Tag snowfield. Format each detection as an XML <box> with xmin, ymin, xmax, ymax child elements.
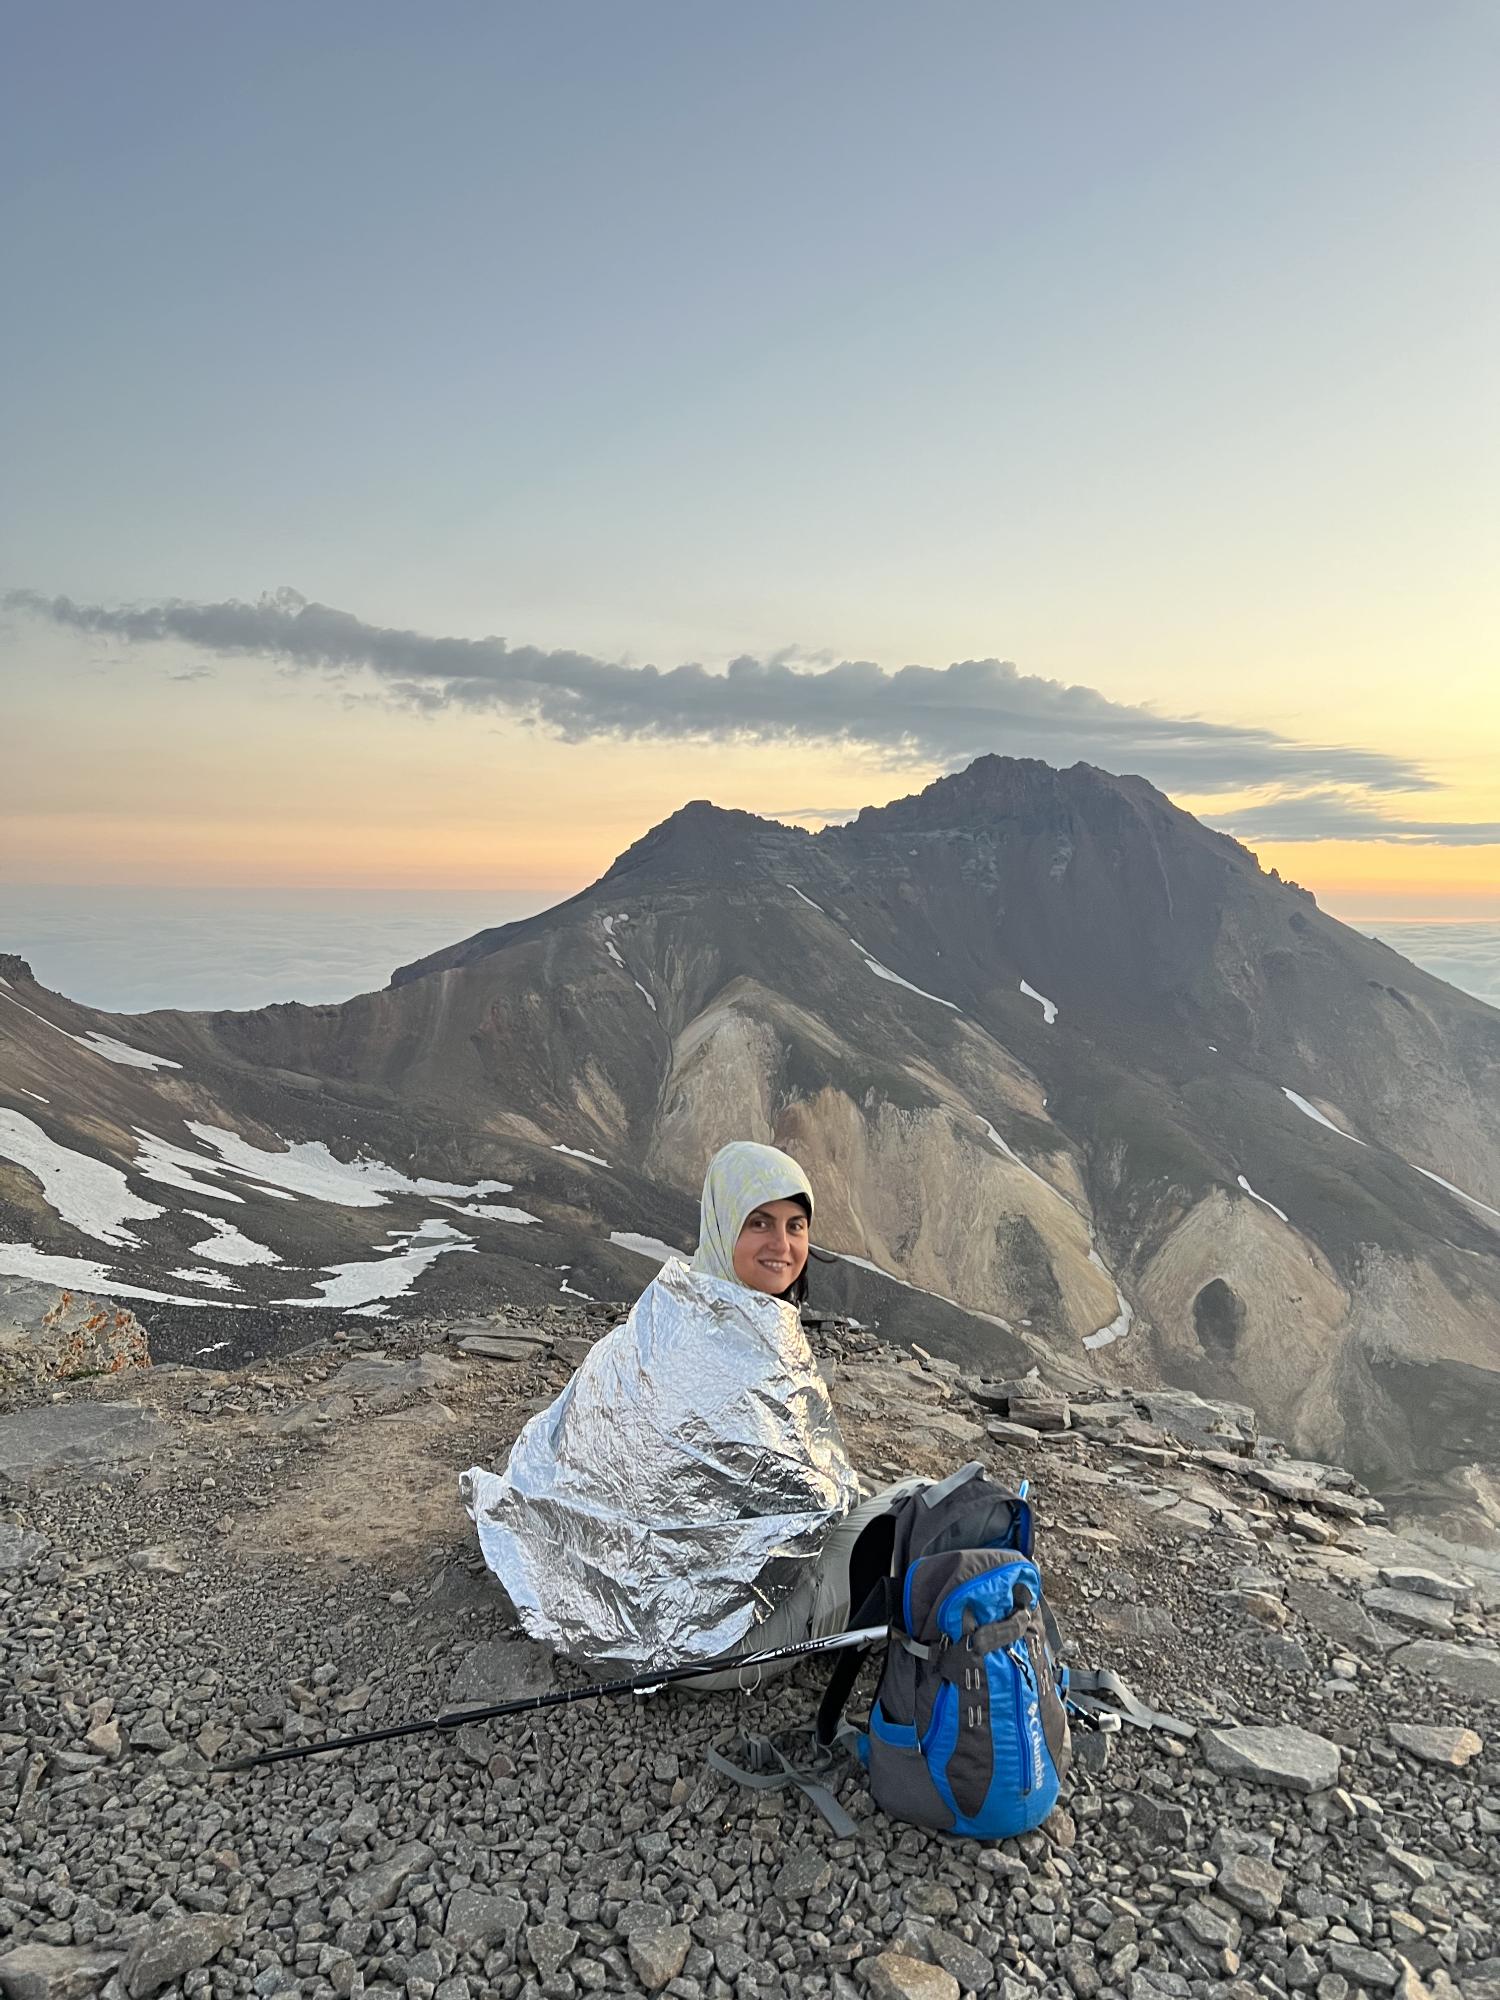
<box><xmin>0</xmin><ymin>1240</ymin><xmax>242</xmax><ymax>1308</ymax></box>
<box><xmin>185</xmin><ymin>1209</ymin><xmax>282</xmax><ymax>1267</ymax></box>
<box><xmin>275</xmin><ymin>1221</ymin><xmax>477</xmax><ymax>1308</ymax></box>
<box><xmin>183</xmin><ymin>1123</ymin><xmax>514</xmax><ymax>1206</ymax></box>
<box><xmin>0</xmin><ymin>1109</ymin><xmax>165</xmax><ymax>1249</ymax></box>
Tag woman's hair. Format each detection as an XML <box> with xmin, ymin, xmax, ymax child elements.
<box><xmin>777</xmin><ymin>1191</ymin><xmax>830</xmax><ymax>1309</ymax></box>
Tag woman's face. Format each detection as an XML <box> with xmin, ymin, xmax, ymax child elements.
<box><xmin>732</xmin><ymin>1197</ymin><xmax>811</xmax><ymax>1295</ymax></box>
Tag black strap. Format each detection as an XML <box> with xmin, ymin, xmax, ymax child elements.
<box><xmin>814</xmin><ymin>1575</ymin><xmax>893</xmax><ymax>1748</ymax></box>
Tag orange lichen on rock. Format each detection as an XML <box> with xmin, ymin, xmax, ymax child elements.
<box><xmin>2</xmin><ymin>1288</ymin><xmax>152</xmax><ymax>1387</ymax></box>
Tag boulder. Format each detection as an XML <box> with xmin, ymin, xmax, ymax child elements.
<box><xmin>1199</xmin><ymin>1725</ymin><xmax>1342</xmax><ymax>1793</ymax></box>
<box><xmin>1284</xmin><ymin>1579</ymin><xmax>1388</xmax><ymax>1653</ymax></box>
<box><xmin>1006</xmin><ymin>1395</ymin><xmax>1070</xmax><ymax>1432</ymax></box>
<box><xmin>1391</xmin><ymin>1641</ymin><xmax>1500</xmax><ymax>1704</ymax></box>
<box><xmin>1136</xmin><ymin>1388</ymin><xmax>1257</xmax><ymax>1449</ymax></box>
<box><xmin>1362</xmin><ymin>1587</ymin><xmax>1454</xmax><ymax>1635</ymax></box>
<box><xmin>457</xmin><ymin>1333</ymin><xmax>552</xmax><ymax>1361</ymax></box>
<box><xmin>344</xmin><ymin>1839</ymin><xmax>435</xmax><ymax>1915</ymax></box>
<box><xmin>0</xmin><ymin>1402</ymin><xmax>170</xmax><ymax>1483</ymax></box>
<box><xmin>0</xmin><ymin>1279</ymin><xmax>150</xmax><ymax>1389</ymax></box>
<box><xmin>867</xmin><ymin>1953</ymin><xmax>962</xmax><ymax>2000</ymax></box>
<box><xmin>0</xmin><ymin>1944</ymin><xmax>120</xmax><ymax>2000</ymax></box>
<box><xmin>1379</xmin><ymin>1565</ymin><xmax>1473</xmax><ymax>1606</ymax></box>
<box><xmin>0</xmin><ymin>1522</ymin><xmax>49</xmax><ymax>1571</ymax></box>
<box><xmin>1388</xmin><ymin>1722</ymin><xmax>1484</xmax><ymax>1768</ymax></box>
<box><xmin>444</xmin><ymin>1889</ymin><xmax>526</xmax><ymax>1951</ymax></box>
<box><xmin>122</xmin><ymin>1917</ymin><xmax>242</xmax><ymax>1998</ymax></box>
<box><xmin>1217</xmin><ymin>1851</ymin><xmax>1287</xmax><ymax>1920</ymax></box>
<box><xmin>626</xmin><ymin>1924</ymin><xmax>690</xmax><ymax>1993</ymax></box>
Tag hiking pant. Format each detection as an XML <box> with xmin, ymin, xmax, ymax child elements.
<box><xmin>681</xmin><ymin>1475</ymin><xmax>929</xmax><ymax>1694</ymax></box>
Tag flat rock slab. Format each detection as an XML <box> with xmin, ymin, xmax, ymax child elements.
<box><xmin>1388</xmin><ymin>1722</ymin><xmax>1484</xmax><ymax>1768</ymax></box>
<box><xmin>1392</xmin><ymin>1640</ymin><xmax>1500</xmax><ymax>1704</ymax></box>
<box><xmin>0</xmin><ymin>1402</ymin><xmax>169</xmax><ymax>1483</ymax></box>
<box><xmin>1199</xmin><ymin>1724</ymin><xmax>1342</xmax><ymax>1792</ymax></box>
<box><xmin>1362</xmin><ymin>1586</ymin><xmax>1455</xmax><ymax>1635</ymax></box>
<box><xmin>457</xmin><ymin>1334</ymin><xmax>553</xmax><ymax>1362</ymax></box>
<box><xmin>328</xmin><ymin>1353</ymin><xmax>466</xmax><ymax>1405</ymax></box>
<box><xmin>1284</xmin><ymin>1578</ymin><xmax>1390</xmax><ymax>1653</ymax></box>
<box><xmin>1380</xmin><ymin>1565</ymin><xmax>1473</xmax><ymax>1605</ymax></box>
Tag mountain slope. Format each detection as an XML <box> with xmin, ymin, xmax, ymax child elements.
<box><xmin>4</xmin><ymin>756</ymin><xmax>1499</xmax><ymax>1537</ymax></box>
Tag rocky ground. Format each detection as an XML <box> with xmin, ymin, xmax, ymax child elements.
<box><xmin>2</xmin><ymin>1301</ymin><xmax>1498</xmax><ymax>2000</ymax></box>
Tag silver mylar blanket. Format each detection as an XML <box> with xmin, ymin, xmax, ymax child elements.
<box><xmin>461</xmin><ymin>1257</ymin><xmax>859</xmax><ymax>1668</ymax></box>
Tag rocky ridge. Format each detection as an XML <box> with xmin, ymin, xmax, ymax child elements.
<box><xmin>2</xmin><ymin>1299</ymin><xmax>1498</xmax><ymax>2000</ymax></box>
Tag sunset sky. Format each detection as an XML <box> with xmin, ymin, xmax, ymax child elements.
<box><xmin>3</xmin><ymin>3</ymin><xmax>1497</xmax><ymax>920</ymax></box>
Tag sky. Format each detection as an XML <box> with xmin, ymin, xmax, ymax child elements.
<box><xmin>2</xmin><ymin>2</ymin><xmax>1497</xmax><ymax>918</ymax></box>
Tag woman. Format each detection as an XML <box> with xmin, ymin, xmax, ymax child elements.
<box><xmin>462</xmin><ymin>1140</ymin><xmax>920</xmax><ymax>1679</ymax></box>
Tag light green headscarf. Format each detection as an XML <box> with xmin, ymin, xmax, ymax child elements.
<box><xmin>691</xmin><ymin>1140</ymin><xmax>815</xmax><ymax>1288</ymax></box>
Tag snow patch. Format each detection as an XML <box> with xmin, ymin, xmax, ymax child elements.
<box><xmin>786</xmin><ymin>884</ymin><xmax>826</xmax><ymax>915</ymax></box>
<box><xmin>1082</xmin><ymin>1245</ymin><xmax>1135</xmax><ymax>1350</ymax></box>
<box><xmin>633</xmin><ymin>980</ymin><xmax>658</xmax><ymax>1012</ymax></box>
<box><xmin>0</xmin><ymin>1241</ymin><xmax>243</xmax><ymax>1307</ymax></box>
<box><xmin>276</xmin><ymin>1221</ymin><xmax>477</xmax><ymax>1308</ymax></box>
<box><xmin>1019</xmin><ymin>980</ymin><xmax>1058</xmax><ymax>1025</ymax></box>
<box><xmin>439</xmin><ymin>1201</ymin><xmax>542</xmax><ymax>1225</ymax></box>
<box><xmin>1411</xmin><ymin>1165</ymin><xmax>1500</xmax><ymax>1224</ymax></box>
<box><xmin>168</xmin><ymin>1267</ymin><xmax>244</xmax><ymax>1293</ymax></box>
<box><xmin>605</xmin><ymin>939</ymin><xmax>625</xmax><ymax>969</ymax></box>
<box><xmin>133</xmin><ymin>1129</ymin><xmax>283</xmax><ymax>1203</ymax></box>
<box><xmin>20</xmin><ymin>1090</ymin><xmax>49</xmax><ymax>1103</ymax></box>
<box><xmin>183</xmin><ymin>1124</ymin><xmax>513</xmax><ymax>1206</ymax></box>
<box><xmin>1236</xmin><ymin>1174</ymin><xmax>1290</xmax><ymax>1224</ymax></box>
<box><xmin>184</xmin><ymin>1209</ymin><xmax>281</xmax><ymax>1267</ymax></box>
<box><xmin>0</xmin><ymin>1109</ymin><xmax>165</xmax><ymax>1248</ymax></box>
<box><xmin>609</xmin><ymin>1231</ymin><xmax>688</xmax><ymax>1265</ymax></box>
<box><xmin>1281</xmin><ymin>1087</ymin><xmax>1365</xmax><ymax>1144</ymax></box>
<box><xmin>553</xmin><ymin>1144</ymin><xmax>610</xmax><ymax>1167</ymax></box>
<box><xmin>844</xmin><ymin>934</ymin><xmax>959</xmax><ymax>1011</ymax></box>
<box><xmin>559</xmin><ymin>1279</ymin><xmax>595</xmax><ymax>1301</ymax></box>
<box><xmin>0</xmin><ymin>987</ymin><xmax>181</xmax><ymax>1069</ymax></box>
<box><xmin>73</xmin><ymin>1030</ymin><xmax>182</xmax><ymax>1071</ymax></box>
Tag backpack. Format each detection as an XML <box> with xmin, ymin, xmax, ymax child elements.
<box><xmin>816</xmin><ymin>1462</ymin><xmax>1072</xmax><ymax>1839</ymax></box>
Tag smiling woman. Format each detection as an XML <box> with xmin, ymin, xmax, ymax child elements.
<box><xmin>690</xmin><ymin>1140</ymin><xmax>817</xmax><ymax>1306</ymax></box>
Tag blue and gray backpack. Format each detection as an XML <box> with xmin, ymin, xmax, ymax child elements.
<box><xmin>816</xmin><ymin>1463</ymin><xmax>1072</xmax><ymax>1838</ymax></box>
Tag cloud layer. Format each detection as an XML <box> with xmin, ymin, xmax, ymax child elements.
<box><xmin>1217</xmin><ymin>791</ymin><xmax>1500</xmax><ymax>846</ymax></box>
<box><xmin>9</xmin><ymin>589</ymin><xmax>1491</xmax><ymax>845</ymax></box>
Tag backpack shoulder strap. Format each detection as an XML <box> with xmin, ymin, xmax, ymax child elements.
<box><xmin>814</xmin><ymin>1572</ymin><xmax>896</xmax><ymax>1748</ymax></box>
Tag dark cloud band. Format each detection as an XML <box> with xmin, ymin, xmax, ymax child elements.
<box><xmin>5</xmin><ymin>587</ymin><xmax>1472</xmax><ymax>825</ymax></box>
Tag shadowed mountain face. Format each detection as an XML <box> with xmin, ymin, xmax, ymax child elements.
<box><xmin>4</xmin><ymin>756</ymin><xmax>1499</xmax><ymax>1539</ymax></box>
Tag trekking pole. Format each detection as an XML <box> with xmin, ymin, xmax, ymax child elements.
<box><xmin>217</xmin><ymin>1622</ymin><xmax>890</xmax><ymax>1773</ymax></box>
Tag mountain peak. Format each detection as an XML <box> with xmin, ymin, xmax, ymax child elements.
<box><xmin>600</xmin><ymin>797</ymin><xmax>808</xmax><ymax>889</ymax></box>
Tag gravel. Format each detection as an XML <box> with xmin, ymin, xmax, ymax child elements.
<box><xmin>2</xmin><ymin>1315</ymin><xmax>1497</xmax><ymax>2000</ymax></box>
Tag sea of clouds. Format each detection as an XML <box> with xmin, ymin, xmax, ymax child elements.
<box><xmin>0</xmin><ymin>887</ymin><xmax>552</xmax><ymax>1013</ymax></box>
<box><xmin>2</xmin><ymin>889</ymin><xmax>1498</xmax><ymax>1018</ymax></box>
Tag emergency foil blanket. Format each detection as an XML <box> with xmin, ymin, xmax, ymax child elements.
<box><xmin>461</xmin><ymin>1257</ymin><xmax>859</xmax><ymax>1668</ymax></box>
